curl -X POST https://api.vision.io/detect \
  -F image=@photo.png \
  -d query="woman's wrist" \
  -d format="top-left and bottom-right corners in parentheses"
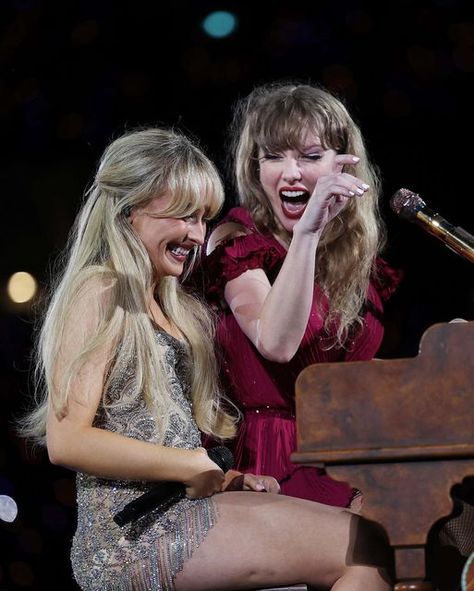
top-left (291, 222), bottom-right (323, 243)
top-left (287, 226), bottom-right (321, 260)
top-left (156, 446), bottom-right (202, 483)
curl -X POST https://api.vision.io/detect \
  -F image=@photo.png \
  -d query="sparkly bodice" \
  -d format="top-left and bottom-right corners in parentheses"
top-left (71, 329), bottom-right (215, 590)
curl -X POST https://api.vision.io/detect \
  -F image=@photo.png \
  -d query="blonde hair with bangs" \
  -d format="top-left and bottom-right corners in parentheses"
top-left (21, 127), bottom-right (236, 444)
top-left (231, 82), bottom-right (386, 345)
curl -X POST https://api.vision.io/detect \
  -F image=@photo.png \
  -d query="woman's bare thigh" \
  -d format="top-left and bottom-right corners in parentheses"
top-left (173, 492), bottom-right (354, 591)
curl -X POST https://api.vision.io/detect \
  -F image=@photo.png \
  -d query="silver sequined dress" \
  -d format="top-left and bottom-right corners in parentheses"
top-left (70, 329), bottom-right (218, 591)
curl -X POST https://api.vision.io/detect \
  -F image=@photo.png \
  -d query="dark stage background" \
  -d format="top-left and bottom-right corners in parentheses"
top-left (1, 1), bottom-right (473, 589)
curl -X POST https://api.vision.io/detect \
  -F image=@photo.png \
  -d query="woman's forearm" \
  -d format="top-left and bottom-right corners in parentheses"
top-left (256, 231), bottom-right (319, 361)
top-left (47, 420), bottom-right (199, 483)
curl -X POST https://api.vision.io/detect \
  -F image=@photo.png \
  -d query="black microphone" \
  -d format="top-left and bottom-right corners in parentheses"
top-left (113, 446), bottom-right (234, 527)
top-left (390, 188), bottom-right (474, 264)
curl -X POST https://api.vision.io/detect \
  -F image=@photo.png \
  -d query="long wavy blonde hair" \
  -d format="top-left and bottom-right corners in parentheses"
top-left (21, 127), bottom-right (237, 445)
top-left (230, 82), bottom-right (386, 344)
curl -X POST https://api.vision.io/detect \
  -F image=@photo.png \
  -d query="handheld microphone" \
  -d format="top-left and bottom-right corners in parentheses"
top-left (390, 188), bottom-right (474, 264)
top-left (113, 446), bottom-right (234, 527)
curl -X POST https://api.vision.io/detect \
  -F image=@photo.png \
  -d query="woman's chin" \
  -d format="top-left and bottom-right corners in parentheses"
top-left (280, 201), bottom-right (307, 220)
top-left (277, 204), bottom-right (307, 232)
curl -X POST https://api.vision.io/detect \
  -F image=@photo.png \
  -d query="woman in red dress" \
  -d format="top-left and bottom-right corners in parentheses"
top-left (203, 82), bottom-right (401, 509)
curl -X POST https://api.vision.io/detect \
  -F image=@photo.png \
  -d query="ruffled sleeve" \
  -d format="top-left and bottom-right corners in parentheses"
top-left (372, 257), bottom-right (404, 301)
top-left (203, 208), bottom-right (285, 300)
top-left (205, 233), bottom-right (284, 298)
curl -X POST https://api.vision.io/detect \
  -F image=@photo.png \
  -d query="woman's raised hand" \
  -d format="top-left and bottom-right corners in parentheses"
top-left (296, 153), bottom-right (369, 236)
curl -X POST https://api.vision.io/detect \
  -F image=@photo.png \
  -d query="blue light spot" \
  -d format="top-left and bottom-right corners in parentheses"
top-left (202, 11), bottom-right (237, 38)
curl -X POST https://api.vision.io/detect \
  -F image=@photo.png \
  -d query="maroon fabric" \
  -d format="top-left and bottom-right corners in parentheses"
top-left (203, 207), bottom-right (402, 507)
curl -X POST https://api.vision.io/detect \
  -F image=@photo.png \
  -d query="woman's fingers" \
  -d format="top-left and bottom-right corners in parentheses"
top-left (242, 474), bottom-right (281, 494)
top-left (185, 469), bottom-right (224, 498)
top-left (296, 170), bottom-right (370, 235)
top-left (335, 153), bottom-right (360, 163)
top-left (334, 152), bottom-right (364, 175)
top-left (319, 174), bottom-right (369, 199)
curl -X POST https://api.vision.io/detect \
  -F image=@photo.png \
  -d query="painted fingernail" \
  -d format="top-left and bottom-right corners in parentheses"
top-left (352, 156), bottom-right (360, 162)
top-left (348, 191), bottom-right (355, 196)
top-left (361, 183), bottom-right (369, 189)
top-left (356, 188), bottom-right (364, 195)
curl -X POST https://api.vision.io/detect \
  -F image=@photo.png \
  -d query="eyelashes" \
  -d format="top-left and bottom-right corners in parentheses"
top-left (259, 153), bottom-right (324, 161)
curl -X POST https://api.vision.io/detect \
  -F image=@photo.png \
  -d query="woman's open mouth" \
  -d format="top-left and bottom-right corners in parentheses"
top-left (279, 189), bottom-right (310, 219)
top-left (167, 244), bottom-right (191, 262)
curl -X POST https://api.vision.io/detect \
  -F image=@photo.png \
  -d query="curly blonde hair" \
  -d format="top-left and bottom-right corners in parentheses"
top-left (230, 82), bottom-right (386, 344)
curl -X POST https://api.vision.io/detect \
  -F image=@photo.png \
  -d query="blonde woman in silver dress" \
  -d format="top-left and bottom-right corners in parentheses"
top-left (20, 127), bottom-right (393, 590)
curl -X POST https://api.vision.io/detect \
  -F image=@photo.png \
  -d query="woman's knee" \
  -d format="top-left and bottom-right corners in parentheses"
top-left (346, 514), bottom-right (395, 577)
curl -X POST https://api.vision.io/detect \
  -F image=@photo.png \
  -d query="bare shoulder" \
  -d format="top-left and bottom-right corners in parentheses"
top-left (206, 222), bottom-right (250, 255)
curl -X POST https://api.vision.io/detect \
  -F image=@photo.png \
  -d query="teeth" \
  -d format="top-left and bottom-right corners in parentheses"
top-left (169, 246), bottom-right (190, 256)
top-left (281, 190), bottom-right (306, 198)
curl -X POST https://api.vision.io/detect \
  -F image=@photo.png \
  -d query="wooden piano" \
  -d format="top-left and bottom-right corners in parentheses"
top-left (292, 321), bottom-right (474, 590)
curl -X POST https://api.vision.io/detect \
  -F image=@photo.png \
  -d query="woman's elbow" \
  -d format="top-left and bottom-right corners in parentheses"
top-left (256, 341), bottom-right (298, 363)
top-left (46, 428), bottom-right (76, 467)
top-left (47, 437), bottom-right (67, 466)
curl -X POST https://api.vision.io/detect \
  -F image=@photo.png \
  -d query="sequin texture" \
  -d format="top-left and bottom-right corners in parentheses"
top-left (70, 330), bottom-right (218, 590)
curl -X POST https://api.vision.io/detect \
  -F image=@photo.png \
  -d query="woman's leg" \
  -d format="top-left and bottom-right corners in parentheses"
top-left (174, 492), bottom-right (393, 591)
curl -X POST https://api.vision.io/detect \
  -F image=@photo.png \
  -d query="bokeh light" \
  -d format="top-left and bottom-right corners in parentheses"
top-left (202, 11), bottom-right (237, 38)
top-left (0, 495), bottom-right (18, 523)
top-left (7, 272), bottom-right (37, 304)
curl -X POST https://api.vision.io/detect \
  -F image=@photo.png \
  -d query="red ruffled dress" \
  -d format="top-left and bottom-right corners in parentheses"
top-left (203, 207), bottom-right (401, 507)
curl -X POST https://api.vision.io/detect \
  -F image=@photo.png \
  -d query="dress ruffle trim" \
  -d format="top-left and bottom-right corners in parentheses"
top-left (205, 230), bottom-right (284, 297)
top-left (115, 498), bottom-right (219, 590)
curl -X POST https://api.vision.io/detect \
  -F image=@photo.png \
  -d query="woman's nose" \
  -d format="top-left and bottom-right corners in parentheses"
top-left (188, 221), bottom-right (206, 246)
top-left (282, 158), bottom-right (302, 182)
